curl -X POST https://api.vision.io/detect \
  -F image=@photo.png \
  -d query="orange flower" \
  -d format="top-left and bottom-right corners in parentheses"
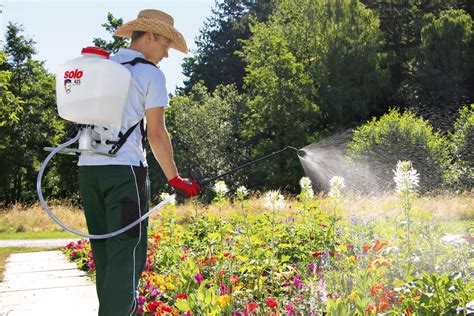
top-left (370, 284), bottom-right (384, 297)
top-left (230, 275), bottom-right (240, 285)
top-left (372, 239), bottom-right (387, 252)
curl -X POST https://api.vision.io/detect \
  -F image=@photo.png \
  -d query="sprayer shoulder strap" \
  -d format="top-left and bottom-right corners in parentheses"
top-left (108, 58), bottom-right (156, 155)
top-left (121, 57), bottom-right (158, 68)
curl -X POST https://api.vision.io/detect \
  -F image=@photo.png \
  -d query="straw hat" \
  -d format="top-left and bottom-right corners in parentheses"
top-left (114, 9), bottom-right (188, 54)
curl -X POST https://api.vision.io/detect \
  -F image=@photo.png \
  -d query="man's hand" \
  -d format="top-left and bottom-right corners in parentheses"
top-left (168, 176), bottom-right (200, 198)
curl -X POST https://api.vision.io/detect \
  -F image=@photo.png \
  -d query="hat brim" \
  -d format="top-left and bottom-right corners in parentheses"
top-left (114, 19), bottom-right (188, 54)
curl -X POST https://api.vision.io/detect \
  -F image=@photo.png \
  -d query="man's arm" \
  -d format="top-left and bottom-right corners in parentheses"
top-left (145, 107), bottom-right (178, 180)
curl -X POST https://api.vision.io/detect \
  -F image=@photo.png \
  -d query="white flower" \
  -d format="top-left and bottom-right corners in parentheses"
top-left (440, 234), bottom-right (467, 245)
top-left (393, 161), bottom-right (420, 194)
top-left (159, 192), bottom-right (176, 205)
top-left (299, 177), bottom-right (314, 199)
top-left (263, 190), bottom-right (286, 211)
top-left (213, 180), bottom-right (228, 198)
top-left (328, 176), bottom-right (345, 198)
top-left (236, 186), bottom-right (249, 200)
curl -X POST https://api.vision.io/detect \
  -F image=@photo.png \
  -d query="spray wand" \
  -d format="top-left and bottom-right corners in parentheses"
top-left (191, 146), bottom-right (302, 187)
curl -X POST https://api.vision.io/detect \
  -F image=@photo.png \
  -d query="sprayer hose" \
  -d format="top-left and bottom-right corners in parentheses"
top-left (36, 131), bottom-right (175, 240)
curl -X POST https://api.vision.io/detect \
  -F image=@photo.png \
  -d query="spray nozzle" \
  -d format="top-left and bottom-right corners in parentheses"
top-left (297, 150), bottom-right (306, 157)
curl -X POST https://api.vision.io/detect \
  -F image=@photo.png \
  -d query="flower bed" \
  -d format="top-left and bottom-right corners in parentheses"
top-left (65, 164), bottom-right (473, 315)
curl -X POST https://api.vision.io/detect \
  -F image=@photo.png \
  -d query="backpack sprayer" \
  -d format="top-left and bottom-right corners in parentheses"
top-left (37, 47), bottom-right (304, 240)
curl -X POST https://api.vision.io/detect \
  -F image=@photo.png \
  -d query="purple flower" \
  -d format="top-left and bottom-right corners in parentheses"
top-left (293, 275), bottom-right (303, 290)
top-left (194, 273), bottom-right (205, 285)
top-left (87, 259), bottom-right (95, 270)
top-left (232, 313), bottom-right (244, 316)
top-left (148, 286), bottom-right (163, 298)
top-left (220, 282), bottom-right (230, 295)
top-left (283, 281), bottom-right (291, 287)
top-left (286, 303), bottom-right (295, 315)
top-left (309, 261), bottom-right (316, 273)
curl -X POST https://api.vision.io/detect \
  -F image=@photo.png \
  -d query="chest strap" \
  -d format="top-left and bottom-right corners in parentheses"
top-left (107, 58), bottom-right (157, 155)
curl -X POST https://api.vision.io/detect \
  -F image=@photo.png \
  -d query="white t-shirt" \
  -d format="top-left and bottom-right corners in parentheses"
top-left (78, 48), bottom-right (169, 167)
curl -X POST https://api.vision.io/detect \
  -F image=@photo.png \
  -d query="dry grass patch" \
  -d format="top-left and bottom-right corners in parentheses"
top-left (0, 201), bottom-right (87, 233)
top-left (1, 193), bottom-right (472, 233)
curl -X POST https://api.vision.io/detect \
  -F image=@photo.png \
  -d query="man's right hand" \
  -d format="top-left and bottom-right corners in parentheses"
top-left (168, 176), bottom-right (200, 198)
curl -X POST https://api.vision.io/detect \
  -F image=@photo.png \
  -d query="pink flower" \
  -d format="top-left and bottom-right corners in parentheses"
top-left (194, 273), bottom-right (204, 285)
top-left (309, 261), bottom-right (316, 273)
top-left (138, 296), bottom-right (146, 304)
top-left (220, 282), bottom-right (230, 295)
top-left (286, 303), bottom-right (295, 316)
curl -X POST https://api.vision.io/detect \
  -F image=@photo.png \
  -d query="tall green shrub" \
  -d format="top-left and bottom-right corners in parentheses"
top-left (347, 109), bottom-right (450, 192)
top-left (447, 104), bottom-right (474, 190)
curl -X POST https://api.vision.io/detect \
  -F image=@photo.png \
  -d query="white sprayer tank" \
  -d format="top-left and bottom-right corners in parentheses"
top-left (56, 47), bottom-right (131, 137)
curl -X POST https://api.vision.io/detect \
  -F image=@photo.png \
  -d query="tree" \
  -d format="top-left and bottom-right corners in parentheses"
top-left (396, 9), bottom-right (473, 130)
top-left (239, 0), bottom-right (390, 190)
top-left (360, 0), bottom-right (469, 92)
top-left (92, 13), bottom-right (128, 53)
top-left (182, 0), bottom-right (275, 93)
top-left (0, 23), bottom-right (68, 205)
top-left (164, 83), bottom-right (248, 197)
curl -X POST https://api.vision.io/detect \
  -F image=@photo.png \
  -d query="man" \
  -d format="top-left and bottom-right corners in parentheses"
top-left (78, 9), bottom-right (200, 316)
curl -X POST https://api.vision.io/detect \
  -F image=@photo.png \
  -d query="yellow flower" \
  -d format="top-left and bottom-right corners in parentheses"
top-left (216, 295), bottom-right (232, 307)
top-left (165, 282), bottom-right (175, 290)
top-left (208, 312), bottom-right (217, 316)
top-left (348, 291), bottom-right (357, 301)
top-left (348, 255), bottom-right (356, 263)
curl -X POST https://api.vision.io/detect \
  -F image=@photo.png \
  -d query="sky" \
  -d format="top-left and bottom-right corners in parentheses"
top-left (0, 0), bottom-right (216, 93)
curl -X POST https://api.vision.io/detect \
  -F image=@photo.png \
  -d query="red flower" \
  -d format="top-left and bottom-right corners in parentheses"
top-left (406, 306), bottom-right (414, 314)
top-left (219, 270), bottom-right (226, 276)
top-left (245, 302), bottom-right (258, 313)
top-left (224, 252), bottom-right (236, 259)
top-left (312, 251), bottom-right (324, 258)
top-left (147, 300), bottom-right (160, 313)
top-left (176, 293), bottom-right (188, 300)
top-left (362, 244), bottom-right (371, 253)
top-left (412, 291), bottom-right (422, 298)
top-left (364, 304), bottom-right (379, 314)
top-left (265, 297), bottom-right (277, 309)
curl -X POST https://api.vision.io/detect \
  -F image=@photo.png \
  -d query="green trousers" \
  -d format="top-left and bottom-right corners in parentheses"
top-left (79, 165), bottom-right (149, 316)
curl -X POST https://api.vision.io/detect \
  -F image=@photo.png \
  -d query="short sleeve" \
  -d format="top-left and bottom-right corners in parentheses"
top-left (145, 68), bottom-right (169, 109)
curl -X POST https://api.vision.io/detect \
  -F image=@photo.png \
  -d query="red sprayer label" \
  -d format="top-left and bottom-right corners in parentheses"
top-left (63, 69), bottom-right (83, 94)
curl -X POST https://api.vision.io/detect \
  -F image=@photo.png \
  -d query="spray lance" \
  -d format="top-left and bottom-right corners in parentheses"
top-left (38, 139), bottom-right (304, 239)
top-left (37, 46), bottom-right (307, 240)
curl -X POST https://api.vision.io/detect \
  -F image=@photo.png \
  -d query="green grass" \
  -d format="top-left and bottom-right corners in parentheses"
top-left (0, 231), bottom-right (78, 240)
top-left (0, 247), bottom-right (60, 282)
